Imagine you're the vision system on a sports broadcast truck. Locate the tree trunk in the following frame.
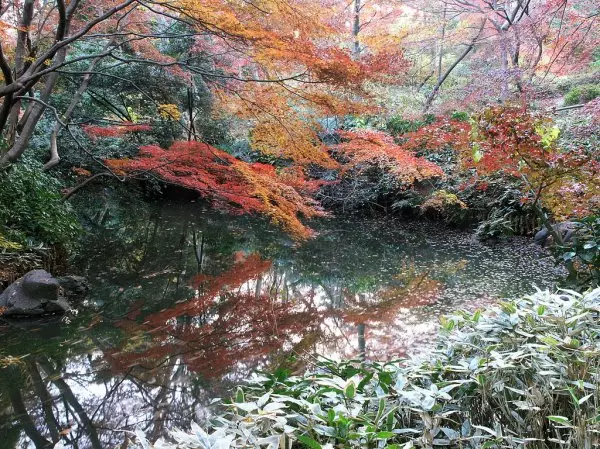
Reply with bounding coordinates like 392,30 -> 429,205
0,26 -> 72,168
43,46 -> 111,171
1,0 -> 34,145
353,0 -> 361,58
423,19 -> 486,112
436,4 -> 447,82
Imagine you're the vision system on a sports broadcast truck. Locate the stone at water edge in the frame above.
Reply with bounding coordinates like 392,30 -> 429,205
0,269 -> 71,317
57,275 -> 90,302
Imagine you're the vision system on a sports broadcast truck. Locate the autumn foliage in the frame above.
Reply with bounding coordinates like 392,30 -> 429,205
106,141 -> 325,238
463,106 -> 600,219
395,118 -> 471,154
332,130 -> 445,185
83,123 -> 152,140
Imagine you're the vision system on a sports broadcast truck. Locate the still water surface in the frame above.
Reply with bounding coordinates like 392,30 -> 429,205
0,201 -> 563,448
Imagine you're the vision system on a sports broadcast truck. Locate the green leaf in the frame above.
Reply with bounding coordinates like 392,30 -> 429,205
548,415 -> 572,425
298,435 -> 322,449
235,387 -> 245,403
327,408 -> 335,423
375,431 -> 396,439
344,380 -> 356,400
375,397 -> 386,423
472,144 -> 483,163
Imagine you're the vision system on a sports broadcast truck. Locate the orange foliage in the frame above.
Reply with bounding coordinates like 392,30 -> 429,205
333,130 -> 444,185
71,167 -> 92,177
397,118 -> 471,153
173,0 -> 407,163
105,141 -> 325,238
462,106 -> 600,219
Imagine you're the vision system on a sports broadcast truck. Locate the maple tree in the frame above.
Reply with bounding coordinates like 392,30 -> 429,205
0,0 -> 406,168
378,105 -> 599,248
106,141 -> 325,238
464,106 -> 600,222
83,123 -> 152,140
0,0 -> 597,250
333,129 -> 445,184
401,0 -> 599,111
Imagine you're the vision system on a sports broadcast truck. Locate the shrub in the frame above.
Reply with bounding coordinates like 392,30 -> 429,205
557,215 -> 600,287
420,189 -> 468,219
0,163 -> 80,247
137,287 -> 600,449
564,84 -> 600,106
450,110 -> 469,121
386,114 -> 435,136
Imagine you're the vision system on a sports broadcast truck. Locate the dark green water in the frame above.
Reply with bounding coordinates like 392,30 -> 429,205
0,201 -> 563,448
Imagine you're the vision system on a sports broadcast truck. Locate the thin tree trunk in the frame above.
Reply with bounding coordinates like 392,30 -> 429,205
38,359 -> 103,449
26,360 -> 61,443
8,383 -> 53,449
353,0 -> 361,58
0,42 -> 14,133
423,19 -> 486,112
437,4 -> 447,82
43,45 -> 111,171
357,323 -> 366,361
2,0 -> 34,145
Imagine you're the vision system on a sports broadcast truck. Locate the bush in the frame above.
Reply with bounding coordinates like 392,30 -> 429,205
557,215 -> 600,287
137,287 -> 600,449
386,114 -> 435,136
450,110 -> 469,121
564,84 -> 600,106
0,163 -> 80,247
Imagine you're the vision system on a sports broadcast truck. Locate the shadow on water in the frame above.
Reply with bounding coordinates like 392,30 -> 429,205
0,199 -> 563,448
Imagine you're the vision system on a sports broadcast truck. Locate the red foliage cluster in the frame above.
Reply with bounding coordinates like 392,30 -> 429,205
82,122 -> 152,139
332,129 -> 444,184
397,118 -> 471,153
583,98 -> 600,125
106,141 -> 325,238
463,106 -> 600,218
359,49 -> 408,81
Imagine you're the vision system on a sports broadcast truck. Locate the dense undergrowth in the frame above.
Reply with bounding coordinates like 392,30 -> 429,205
0,160 -> 80,284
136,287 -> 600,449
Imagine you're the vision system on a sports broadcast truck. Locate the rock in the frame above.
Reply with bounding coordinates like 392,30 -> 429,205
57,275 -> 89,301
0,270 -> 71,317
534,222 -> 581,247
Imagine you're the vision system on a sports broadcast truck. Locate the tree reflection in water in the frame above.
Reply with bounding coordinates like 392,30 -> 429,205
0,200 -> 563,448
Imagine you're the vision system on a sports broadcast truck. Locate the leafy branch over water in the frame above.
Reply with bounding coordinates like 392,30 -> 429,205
136,287 -> 600,449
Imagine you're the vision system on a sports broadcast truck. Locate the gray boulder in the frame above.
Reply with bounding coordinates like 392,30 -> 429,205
0,270 -> 71,317
534,222 -> 581,247
57,275 -> 89,302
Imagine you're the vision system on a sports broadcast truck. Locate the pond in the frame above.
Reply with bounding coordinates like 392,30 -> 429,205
0,200 -> 564,448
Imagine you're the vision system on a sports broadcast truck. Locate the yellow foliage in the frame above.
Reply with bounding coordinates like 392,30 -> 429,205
250,120 -> 337,168
0,234 -> 23,250
158,103 -> 182,121
234,162 -> 326,238
421,190 -> 468,213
